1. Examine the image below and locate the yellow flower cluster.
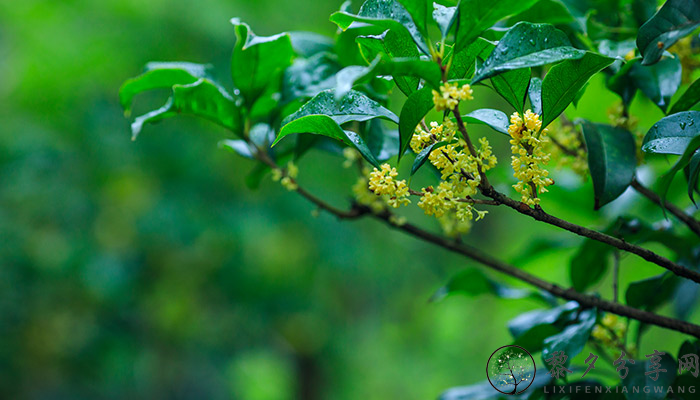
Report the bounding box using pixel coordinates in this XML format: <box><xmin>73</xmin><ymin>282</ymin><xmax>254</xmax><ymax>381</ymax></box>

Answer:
<box><xmin>368</xmin><ymin>163</ymin><xmax>411</xmax><ymax>208</ymax></box>
<box><xmin>591</xmin><ymin>313</ymin><xmax>628</xmax><ymax>350</ymax></box>
<box><xmin>432</xmin><ymin>82</ymin><xmax>473</xmax><ymax>111</ymax></box>
<box><xmin>508</xmin><ymin>110</ymin><xmax>553</xmax><ymax>206</ymax></box>
<box><xmin>547</xmin><ymin>124</ymin><xmax>588</xmax><ymax>178</ymax></box>
<box><xmin>272</xmin><ymin>161</ymin><xmax>299</xmax><ymax>191</ymax></box>
<box><xmin>353</xmin><ymin>174</ymin><xmax>386</xmax><ymax>213</ymax></box>
<box><xmin>411</xmin><ymin>121</ymin><xmax>496</xmax><ymax>229</ymax></box>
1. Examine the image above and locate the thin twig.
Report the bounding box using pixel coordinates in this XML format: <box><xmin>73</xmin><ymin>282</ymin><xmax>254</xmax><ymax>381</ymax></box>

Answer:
<box><xmin>631</xmin><ymin>178</ymin><xmax>700</xmax><ymax>237</ymax></box>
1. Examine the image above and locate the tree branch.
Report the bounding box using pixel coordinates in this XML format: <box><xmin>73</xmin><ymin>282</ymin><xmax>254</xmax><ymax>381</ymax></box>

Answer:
<box><xmin>631</xmin><ymin>178</ymin><xmax>700</xmax><ymax>237</ymax></box>
<box><xmin>250</xmin><ymin>144</ymin><xmax>700</xmax><ymax>338</ymax></box>
<box><xmin>480</xmin><ymin>185</ymin><xmax>700</xmax><ymax>284</ymax></box>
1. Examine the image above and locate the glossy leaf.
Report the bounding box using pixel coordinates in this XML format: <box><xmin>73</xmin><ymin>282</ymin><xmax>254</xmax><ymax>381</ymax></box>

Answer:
<box><xmin>636</xmin><ymin>0</ymin><xmax>700</xmax><ymax>65</ymax></box>
<box><xmin>626</xmin><ymin>273</ymin><xmax>680</xmax><ymax>310</ymax></box>
<box><xmin>447</xmin><ymin>38</ymin><xmax>493</xmax><ymax>80</ymax></box>
<box><xmin>401</xmin><ymin>0</ymin><xmax>430</xmax><ymax>39</ymax></box>
<box><xmin>688</xmin><ymin>151</ymin><xmax>700</xmax><ymax>203</ymax></box>
<box><xmin>542</xmin><ymin>52</ymin><xmax>615</xmax><ymax>128</ymax></box>
<box><xmin>454</xmin><ymin>0</ymin><xmax>539</xmax><ymax>54</ymax></box>
<box><xmin>629</xmin><ymin>56</ymin><xmax>682</xmax><ymax>113</ymax></box>
<box><xmin>541</xmin><ymin>309</ymin><xmax>596</xmax><ymax>365</ymax></box>
<box><xmin>283</xmin><ymin>52</ymin><xmax>340</xmax><ymax>100</ymax></box>
<box><xmin>288</xmin><ymin>31</ymin><xmax>334</xmax><ymax>57</ymax></box>
<box><xmin>356</xmin><ymin>29</ymin><xmax>420</xmax><ymax>95</ymax></box>
<box><xmin>491</xmin><ymin>68</ymin><xmax>531</xmax><ymax>114</ymax></box>
<box><xmin>334</xmin><ymin>56</ymin><xmax>441</xmax><ymax>99</ymax></box>
<box><xmin>283</xmin><ymin>89</ymin><xmax>398</xmax><ymax>126</ymax></box>
<box><xmin>432</xmin><ymin>3</ymin><xmax>456</xmax><ymax>38</ymax></box>
<box><xmin>625</xmin><ymin>354</ymin><xmax>677</xmax><ymax>400</ymax></box>
<box><xmin>431</xmin><ymin>268</ymin><xmax>549</xmax><ymax>303</ymax></box>
<box><xmin>508</xmin><ymin>301</ymin><xmax>579</xmax><ymax>339</ymax></box>
<box><xmin>439</xmin><ymin>373</ymin><xmax>552</xmax><ymax>400</ymax></box>
<box><xmin>569</xmin><ymin>239</ymin><xmax>611</xmax><ymax>292</ymax></box>
<box><xmin>398</xmin><ymin>87</ymin><xmax>434</xmax><ymax>160</ymax></box>
<box><xmin>273</xmin><ymin>115</ymin><xmax>380</xmax><ymax>167</ymax></box>
<box><xmin>579</xmin><ymin>121</ymin><xmax>637</xmax><ymax>209</ymax></box>
<box><xmin>131</xmin><ymin>79</ymin><xmax>241</xmax><ymax>139</ymax></box>
<box><xmin>528</xmin><ymin>77</ymin><xmax>542</xmax><ymax>115</ymax></box>
<box><xmin>119</xmin><ymin>62</ymin><xmax>211</xmax><ymax>114</ymax></box>
<box><xmin>231</xmin><ymin>20</ymin><xmax>294</xmax><ymax>105</ymax></box>
<box><xmin>473</xmin><ymin>22</ymin><xmax>585</xmax><ymax>83</ymax></box>
<box><xmin>670</xmin><ymin>76</ymin><xmax>700</xmax><ymax>115</ymax></box>
<box><xmin>657</xmin><ymin>135</ymin><xmax>700</xmax><ymax>208</ymax></box>
<box><xmin>462</xmin><ymin>109</ymin><xmax>509</xmax><ymax>135</ymax></box>
<box><xmin>642</xmin><ymin>111</ymin><xmax>700</xmax><ymax>155</ymax></box>
<box><xmin>330</xmin><ymin>0</ymin><xmax>429</xmax><ymax>54</ymax></box>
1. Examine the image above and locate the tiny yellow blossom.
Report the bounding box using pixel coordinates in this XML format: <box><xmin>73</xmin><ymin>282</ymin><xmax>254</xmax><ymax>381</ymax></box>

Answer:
<box><xmin>272</xmin><ymin>162</ymin><xmax>299</xmax><ymax>191</ymax></box>
<box><xmin>508</xmin><ymin>110</ymin><xmax>553</xmax><ymax>206</ymax></box>
<box><xmin>367</xmin><ymin>163</ymin><xmax>410</xmax><ymax>208</ymax></box>
<box><xmin>432</xmin><ymin>82</ymin><xmax>473</xmax><ymax>111</ymax></box>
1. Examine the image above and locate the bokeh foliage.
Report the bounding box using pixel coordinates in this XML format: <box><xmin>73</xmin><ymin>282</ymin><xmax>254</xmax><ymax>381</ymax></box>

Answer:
<box><xmin>3</xmin><ymin>1</ymin><xmax>700</xmax><ymax>400</ymax></box>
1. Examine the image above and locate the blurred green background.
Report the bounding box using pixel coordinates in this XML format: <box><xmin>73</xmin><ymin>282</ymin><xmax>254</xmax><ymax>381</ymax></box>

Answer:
<box><xmin>1</xmin><ymin>1</ymin><xmax>698</xmax><ymax>399</ymax></box>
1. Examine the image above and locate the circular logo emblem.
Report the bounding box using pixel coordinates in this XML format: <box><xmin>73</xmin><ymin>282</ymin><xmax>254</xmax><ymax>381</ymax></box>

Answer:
<box><xmin>486</xmin><ymin>345</ymin><xmax>536</xmax><ymax>395</ymax></box>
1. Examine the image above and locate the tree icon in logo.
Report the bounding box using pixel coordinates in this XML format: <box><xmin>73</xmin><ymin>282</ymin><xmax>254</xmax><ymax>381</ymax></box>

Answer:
<box><xmin>486</xmin><ymin>345</ymin><xmax>536</xmax><ymax>395</ymax></box>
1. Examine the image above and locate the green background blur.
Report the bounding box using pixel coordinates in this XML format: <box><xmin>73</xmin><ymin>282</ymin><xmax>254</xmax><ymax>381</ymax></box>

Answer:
<box><xmin>1</xmin><ymin>1</ymin><xmax>697</xmax><ymax>399</ymax></box>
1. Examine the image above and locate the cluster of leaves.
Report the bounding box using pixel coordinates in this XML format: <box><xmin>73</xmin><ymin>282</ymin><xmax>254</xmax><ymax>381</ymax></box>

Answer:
<box><xmin>121</xmin><ymin>0</ymin><xmax>700</xmax><ymax>398</ymax></box>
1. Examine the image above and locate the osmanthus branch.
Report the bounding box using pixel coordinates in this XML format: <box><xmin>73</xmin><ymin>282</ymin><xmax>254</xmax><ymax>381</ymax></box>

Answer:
<box><xmin>547</xmin><ymin>131</ymin><xmax>700</xmax><ymax>237</ymax></box>
<box><xmin>630</xmin><ymin>178</ymin><xmax>700</xmax><ymax>237</ymax></box>
<box><xmin>271</xmin><ymin>173</ymin><xmax>700</xmax><ymax>338</ymax></box>
<box><xmin>372</xmin><ymin>210</ymin><xmax>700</xmax><ymax>338</ymax></box>
<box><xmin>444</xmin><ymin>103</ymin><xmax>700</xmax><ymax>284</ymax></box>
<box><xmin>479</xmin><ymin>185</ymin><xmax>700</xmax><ymax>284</ymax></box>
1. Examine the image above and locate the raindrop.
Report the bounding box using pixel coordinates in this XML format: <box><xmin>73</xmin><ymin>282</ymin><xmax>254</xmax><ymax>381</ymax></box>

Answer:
<box><xmin>680</xmin><ymin>122</ymin><xmax>687</xmax><ymax>130</ymax></box>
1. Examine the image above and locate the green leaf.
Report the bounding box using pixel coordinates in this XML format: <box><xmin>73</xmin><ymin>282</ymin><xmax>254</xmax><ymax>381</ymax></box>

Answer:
<box><xmin>472</xmin><ymin>22</ymin><xmax>586</xmax><ymax>83</ymax></box>
<box><xmin>334</xmin><ymin>56</ymin><xmax>442</xmax><ymax>99</ymax></box>
<box><xmin>288</xmin><ymin>31</ymin><xmax>334</xmax><ymax>57</ymax></box>
<box><xmin>462</xmin><ymin>109</ymin><xmax>509</xmax><ymax>135</ymax></box>
<box><xmin>131</xmin><ymin>78</ymin><xmax>241</xmax><ymax>140</ymax></box>
<box><xmin>642</xmin><ymin>111</ymin><xmax>700</xmax><ymax>155</ymax></box>
<box><xmin>657</xmin><ymin>135</ymin><xmax>700</xmax><ymax>207</ymax></box>
<box><xmin>626</xmin><ymin>273</ymin><xmax>680</xmax><ymax>310</ymax></box>
<box><xmin>273</xmin><ymin>115</ymin><xmax>380</xmax><ymax>167</ymax></box>
<box><xmin>508</xmin><ymin>301</ymin><xmax>579</xmax><ymax>339</ymax></box>
<box><xmin>491</xmin><ymin>68</ymin><xmax>531</xmax><ymax>114</ymax></box>
<box><xmin>282</xmin><ymin>52</ymin><xmax>341</xmax><ymax>100</ymax></box>
<box><xmin>430</xmin><ymin>268</ymin><xmax>548</xmax><ymax>303</ymax></box>
<box><xmin>356</xmin><ymin>29</ymin><xmax>420</xmax><ymax>95</ymax></box>
<box><xmin>454</xmin><ymin>0</ymin><xmax>539</xmax><ymax>54</ymax></box>
<box><xmin>411</xmin><ymin>140</ymin><xmax>450</xmax><ymax>175</ymax></box>
<box><xmin>447</xmin><ymin>38</ymin><xmax>493</xmax><ymax>80</ymax></box>
<box><xmin>670</xmin><ymin>76</ymin><xmax>700</xmax><ymax>115</ymax></box>
<box><xmin>579</xmin><ymin>121</ymin><xmax>637</xmax><ymax>209</ymax></box>
<box><xmin>542</xmin><ymin>52</ymin><xmax>615</xmax><ymax>128</ymax></box>
<box><xmin>120</xmin><ymin>62</ymin><xmax>211</xmax><ymax>114</ymax></box>
<box><xmin>636</xmin><ymin>0</ymin><xmax>700</xmax><ymax>66</ymax></box>
<box><xmin>231</xmin><ymin>19</ymin><xmax>294</xmax><ymax>106</ymax></box>
<box><xmin>625</xmin><ymin>354</ymin><xmax>677</xmax><ymax>400</ymax></box>
<box><xmin>541</xmin><ymin>309</ymin><xmax>597</xmax><ymax>365</ymax></box>
<box><xmin>330</xmin><ymin>0</ymin><xmax>429</xmax><ymax>54</ymax></box>
<box><xmin>629</xmin><ymin>56</ymin><xmax>682</xmax><ymax>113</ymax></box>
<box><xmin>432</xmin><ymin>3</ymin><xmax>457</xmax><ymax>38</ymax></box>
<box><xmin>569</xmin><ymin>239</ymin><xmax>611</xmax><ymax>292</ymax></box>
<box><xmin>506</xmin><ymin>0</ymin><xmax>576</xmax><ymax>25</ymax></box>
<box><xmin>528</xmin><ymin>77</ymin><xmax>542</xmax><ymax>115</ymax></box>
<box><xmin>687</xmin><ymin>151</ymin><xmax>700</xmax><ymax>203</ymax></box>
<box><xmin>283</xmin><ymin>89</ymin><xmax>398</xmax><ymax>126</ymax></box>
<box><xmin>398</xmin><ymin>86</ymin><xmax>434</xmax><ymax>160</ymax></box>
<box><xmin>401</xmin><ymin>0</ymin><xmax>431</xmax><ymax>39</ymax></box>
